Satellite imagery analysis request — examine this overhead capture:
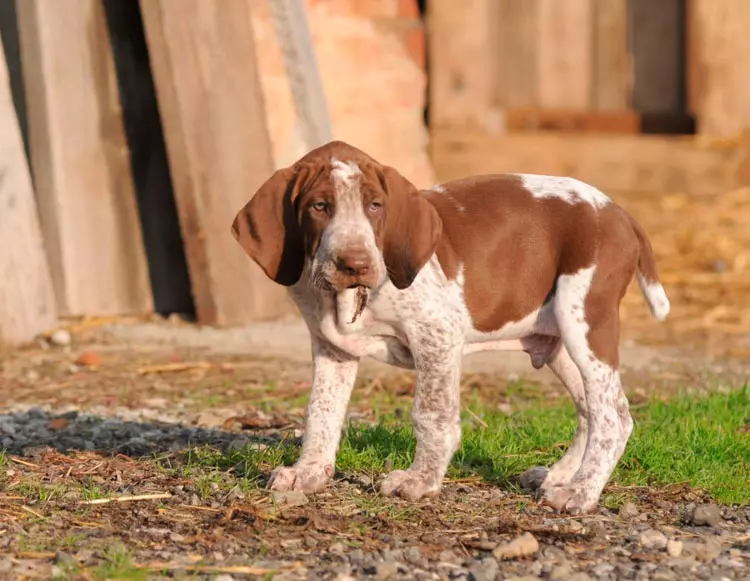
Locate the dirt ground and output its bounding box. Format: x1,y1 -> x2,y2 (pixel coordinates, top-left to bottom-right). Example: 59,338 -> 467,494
0,315 -> 748,580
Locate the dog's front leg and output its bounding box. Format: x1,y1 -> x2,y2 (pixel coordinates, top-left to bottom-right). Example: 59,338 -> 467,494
380,341 -> 463,502
268,336 -> 358,493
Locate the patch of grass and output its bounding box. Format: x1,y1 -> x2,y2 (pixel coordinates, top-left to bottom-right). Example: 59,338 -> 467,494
80,480 -> 106,502
94,544 -> 147,581
14,481 -> 66,503
231,385 -> 749,505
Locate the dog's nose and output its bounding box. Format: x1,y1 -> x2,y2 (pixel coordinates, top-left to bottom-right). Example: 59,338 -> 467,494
336,249 -> 370,276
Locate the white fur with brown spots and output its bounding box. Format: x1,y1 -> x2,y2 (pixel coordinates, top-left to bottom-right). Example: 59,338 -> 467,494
232,141 -> 670,514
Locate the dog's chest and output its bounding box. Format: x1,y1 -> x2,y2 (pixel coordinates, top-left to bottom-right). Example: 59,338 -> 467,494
313,288 -> 412,365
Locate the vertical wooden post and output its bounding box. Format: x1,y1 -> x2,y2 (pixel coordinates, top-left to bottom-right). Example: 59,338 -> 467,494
628,0 -> 685,115
0,39 -> 57,344
428,0 -> 495,130
17,0 -> 153,316
537,0 -> 594,110
688,0 -> 750,137
140,0 -> 294,325
592,0 -> 630,110
493,0 -> 540,109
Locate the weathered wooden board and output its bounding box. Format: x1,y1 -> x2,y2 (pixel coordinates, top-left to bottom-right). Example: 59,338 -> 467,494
0,38 -> 57,344
537,0 -> 593,109
17,0 -> 153,316
688,0 -> 750,137
140,0 -> 294,325
628,0 -> 685,115
431,129 -> 750,196
505,108 -> 639,134
592,0 -> 630,110
493,0 -> 539,109
428,0 -> 495,129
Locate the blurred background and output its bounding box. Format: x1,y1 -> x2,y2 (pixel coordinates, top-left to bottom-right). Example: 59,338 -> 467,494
0,0 -> 748,363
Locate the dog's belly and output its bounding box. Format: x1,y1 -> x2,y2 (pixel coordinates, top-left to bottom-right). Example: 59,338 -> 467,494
464,299 -> 558,343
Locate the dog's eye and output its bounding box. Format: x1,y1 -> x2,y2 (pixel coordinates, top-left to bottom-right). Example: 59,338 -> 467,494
368,201 -> 383,213
311,202 -> 328,213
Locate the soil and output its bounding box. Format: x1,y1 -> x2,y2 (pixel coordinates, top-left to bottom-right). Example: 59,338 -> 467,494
0,316 -> 748,580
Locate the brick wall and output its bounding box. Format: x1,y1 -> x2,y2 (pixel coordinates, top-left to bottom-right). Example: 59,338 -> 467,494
250,0 -> 435,188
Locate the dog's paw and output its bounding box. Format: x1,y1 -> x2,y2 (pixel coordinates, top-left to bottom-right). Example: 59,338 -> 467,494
540,483 -> 598,515
268,462 -> 333,494
380,469 -> 440,502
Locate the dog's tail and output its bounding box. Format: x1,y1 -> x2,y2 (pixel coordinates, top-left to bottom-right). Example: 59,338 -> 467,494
625,211 -> 670,321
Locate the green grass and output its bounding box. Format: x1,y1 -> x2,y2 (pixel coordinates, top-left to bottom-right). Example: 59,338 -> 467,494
195,386 -> 749,505
93,544 -> 147,581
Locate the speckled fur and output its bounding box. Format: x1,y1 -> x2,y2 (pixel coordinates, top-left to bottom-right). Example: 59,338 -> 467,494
251,160 -> 666,514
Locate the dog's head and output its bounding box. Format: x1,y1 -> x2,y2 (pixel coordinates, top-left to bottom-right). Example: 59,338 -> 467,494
232,141 -> 442,292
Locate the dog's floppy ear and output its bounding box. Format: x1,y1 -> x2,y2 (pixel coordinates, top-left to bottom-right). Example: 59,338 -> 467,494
231,166 -> 305,286
380,165 -> 442,289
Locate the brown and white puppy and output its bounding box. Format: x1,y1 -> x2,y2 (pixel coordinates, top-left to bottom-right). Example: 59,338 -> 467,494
232,140 -> 670,514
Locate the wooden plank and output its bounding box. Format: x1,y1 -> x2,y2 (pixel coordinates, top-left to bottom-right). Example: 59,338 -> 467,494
431,129 -> 750,196
537,0 -> 593,109
102,0 -> 194,316
505,108 -> 640,134
17,0 -> 153,316
591,0 -> 630,110
688,0 -> 750,137
628,0 -> 685,115
140,0 -> 294,325
493,0 -> 539,108
0,38 -> 57,344
428,0 -> 495,129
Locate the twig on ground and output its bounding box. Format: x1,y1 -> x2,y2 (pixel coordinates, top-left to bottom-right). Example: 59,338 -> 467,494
10,457 -> 39,468
137,362 -> 213,375
21,506 -> 46,519
79,492 -> 171,505
464,407 -> 489,428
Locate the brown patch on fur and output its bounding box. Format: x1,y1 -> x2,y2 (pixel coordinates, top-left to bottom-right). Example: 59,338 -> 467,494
583,205 -> 640,368
424,175 -> 597,333
379,167 -> 442,289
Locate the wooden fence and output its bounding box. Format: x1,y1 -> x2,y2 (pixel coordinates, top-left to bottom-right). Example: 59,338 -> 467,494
428,0 -> 750,192
0,0 -> 295,345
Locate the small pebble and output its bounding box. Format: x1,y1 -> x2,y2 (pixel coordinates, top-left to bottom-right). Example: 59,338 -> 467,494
374,560 -> 399,578
75,351 -> 102,367
639,528 -> 668,550
682,538 -> 722,561
549,564 -> 573,580
667,539 -> 683,557
691,504 -> 723,527
467,557 -> 499,581
492,532 -> 539,560
592,562 -> 615,577
50,329 -> 71,346
619,502 -> 639,519
403,547 -> 422,564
